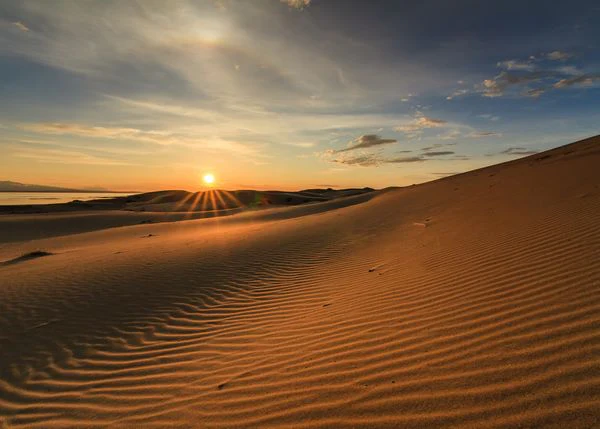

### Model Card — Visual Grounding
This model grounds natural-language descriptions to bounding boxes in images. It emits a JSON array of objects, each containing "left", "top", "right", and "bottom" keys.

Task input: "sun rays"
[
  {"left": 169, "top": 188, "right": 245, "bottom": 220},
  {"left": 167, "top": 172, "right": 248, "bottom": 219},
  {"left": 167, "top": 172, "right": 251, "bottom": 218}
]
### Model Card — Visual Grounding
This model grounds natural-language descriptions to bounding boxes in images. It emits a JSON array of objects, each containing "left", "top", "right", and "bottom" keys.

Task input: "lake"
[{"left": 0, "top": 192, "right": 135, "bottom": 206}]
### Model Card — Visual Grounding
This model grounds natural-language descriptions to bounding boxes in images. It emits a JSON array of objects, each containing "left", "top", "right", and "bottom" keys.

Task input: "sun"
[{"left": 203, "top": 173, "right": 215, "bottom": 186}]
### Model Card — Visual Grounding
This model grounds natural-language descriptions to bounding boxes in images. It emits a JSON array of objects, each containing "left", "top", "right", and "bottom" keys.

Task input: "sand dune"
[
  {"left": 0, "top": 188, "right": 375, "bottom": 243},
  {"left": 0, "top": 136, "right": 599, "bottom": 428},
  {"left": 0, "top": 187, "right": 374, "bottom": 215}
]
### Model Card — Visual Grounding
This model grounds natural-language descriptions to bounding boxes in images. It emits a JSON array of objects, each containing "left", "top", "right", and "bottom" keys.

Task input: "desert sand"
[
  {"left": 0, "top": 135, "right": 599, "bottom": 428},
  {"left": 0, "top": 188, "right": 374, "bottom": 243}
]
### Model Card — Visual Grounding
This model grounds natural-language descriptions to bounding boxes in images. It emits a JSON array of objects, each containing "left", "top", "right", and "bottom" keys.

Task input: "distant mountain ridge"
[{"left": 0, "top": 181, "right": 108, "bottom": 192}]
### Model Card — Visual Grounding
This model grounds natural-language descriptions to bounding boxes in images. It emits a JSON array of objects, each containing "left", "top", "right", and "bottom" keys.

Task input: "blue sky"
[{"left": 0, "top": 0, "right": 598, "bottom": 191}]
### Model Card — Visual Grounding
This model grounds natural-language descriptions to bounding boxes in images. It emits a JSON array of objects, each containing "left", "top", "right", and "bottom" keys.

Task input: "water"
[{"left": 0, "top": 192, "right": 135, "bottom": 206}]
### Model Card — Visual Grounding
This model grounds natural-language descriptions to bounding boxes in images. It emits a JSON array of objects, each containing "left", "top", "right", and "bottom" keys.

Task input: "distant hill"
[
  {"left": 0, "top": 187, "right": 376, "bottom": 214},
  {"left": 0, "top": 181, "right": 105, "bottom": 192}
]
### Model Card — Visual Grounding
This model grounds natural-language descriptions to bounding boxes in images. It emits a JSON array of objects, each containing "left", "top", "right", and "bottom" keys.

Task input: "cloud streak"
[
  {"left": 477, "top": 52, "right": 598, "bottom": 98},
  {"left": 12, "top": 21, "right": 29, "bottom": 32},
  {"left": 500, "top": 147, "right": 539, "bottom": 155},
  {"left": 386, "top": 156, "right": 426, "bottom": 163},
  {"left": 395, "top": 115, "right": 448, "bottom": 139},
  {"left": 331, "top": 154, "right": 428, "bottom": 167},
  {"left": 423, "top": 151, "right": 455, "bottom": 157},
  {"left": 331, "top": 152, "right": 463, "bottom": 167},
  {"left": 22, "top": 123, "right": 167, "bottom": 142},
  {"left": 468, "top": 131, "right": 502, "bottom": 138},
  {"left": 395, "top": 116, "right": 447, "bottom": 132},
  {"left": 329, "top": 150, "right": 456, "bottom": 167},
  {"left": 553, "top": 74, "right": 600, "bottom": 88},
  {"left": 20, "top": 122, "right": 262, "bottom": 158},
  {"left": 481, "top": 71, "right": 552, "bottom": 97},
  {"left": 447, "top": 50, "right": 597, "bottom": 100},
  {"left": 281, "top": 0, "right": 311, "bottom": 9},
  {"left": 334, "top": 134, "right": 397, "bottom": 153},
  {"left": 422, "top": 143, "right": 456, "bottom": 151},
  {"left": 546, "top": 51, "right": 572, "bottom": 61},
  {"left": 331, "top": 154, "right": 380, "bottom": 167},
  {"left": 11, "top": 147, "right": 133, "bottom": 166},
  {"left": 496, "top": 60, "right": 535, "bottom": 71}
]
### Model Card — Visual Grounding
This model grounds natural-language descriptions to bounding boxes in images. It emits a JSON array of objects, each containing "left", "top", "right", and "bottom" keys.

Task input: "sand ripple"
[{"left": 0, "top": 136, "right": 599, "bottom": 428}]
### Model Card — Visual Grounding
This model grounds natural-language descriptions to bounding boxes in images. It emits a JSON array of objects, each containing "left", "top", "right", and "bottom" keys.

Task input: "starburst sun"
[{"left": 203, "top": 173, "right": 215, "bottom": 185}]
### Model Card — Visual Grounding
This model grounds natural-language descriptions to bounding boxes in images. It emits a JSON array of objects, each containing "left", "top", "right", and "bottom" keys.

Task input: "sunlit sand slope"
[{"left": 0, "top": 136, "right": 599, "bottom": 428}]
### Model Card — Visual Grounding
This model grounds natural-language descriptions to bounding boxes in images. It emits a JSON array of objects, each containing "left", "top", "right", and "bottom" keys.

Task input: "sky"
[{"left": 0, "top": 0, "right": 599, "bottom": 191}]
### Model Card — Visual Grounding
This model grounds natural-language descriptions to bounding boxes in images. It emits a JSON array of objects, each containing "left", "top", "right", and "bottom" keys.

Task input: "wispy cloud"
[
  {"left": 0, "top": 0, "right": 445, "bottom": 117},
  {"left": 331, "top": 154, "right": 428, "bottom": 167},
  {"left": 107, "top": 96, "right": 407, "bottom": 146},
  {"left": 393, "top": 114, "right": 501, "bottom": 143},
  {"left": 422, "top": 143, "right": 456, "bottom": 151},
  {"left": 20, "top": 122, "right": 262, "bottom": 158},
  {"left": 386, "top": 156, "right": 427, "bottom": 163},
  {"left": 22, "top": 123, "right": 167, "bottom": 142},
  {"left": 334, "top": 134, "right": 397, "bottom": 153},
  {"left": 496, "top": 59, "right": 535, "bottom": 71},
  {"left": 477, "top": 51, "right": 598, "bottom": 98},
  {"left": 500, "top": 147, "right": 539, "bottom": 155},
  {"left": 12, "top": 21, "right": 29, "bottom": 32},
  {"left": 331, "top": 154, "right": 380, "bottom": 167},
  {"left": 481, "top": 71, "right": 551, "bottom": 97},
  {"left": 422, "top": 151, "right": 455, "bottom": 157},
  {"left": 8, "top": 138, "right": 154, "bottom": 159},
  {"left": 553, "top": 74, "right": 600, "bottom": 88},
  {"left": 446, "top": 89, "right": 469, "bottom": 100},
  {"left": 437, "top": 129, "right": 462, "bottom": 141},
  {"left": 435, "top": 128, "right": 501, "bottom": 141},
  {"left": 477, "top": 114, "right": 500, "bottom": 121},
  {"left": 447, "top": 50, "right": 596, "bottom": 100},
  {"left": 11, "top": 147, "right": 134, "bottom": 166},
  {"left": 526, "top": 88, "right": 546, "bottom": 98},
  {"left": 395, "top": 115, "right": 448, "bottom": 139},
  {"left": 395, "top": 116, "right": 447, "bottom": 132},
  {"left": 281, "top": 0, "right": 311, "bottom": 9},
  {"left": 468, "top": 131, "right": 502, "bottom": 138},
  {"left": 546, "top": 51, "right": 572, "bottom": 61},
  {"left": 106, "top": 96, "right": 221, "bottom": 122},
  {"left": 329, "top": 149, "right": 456, "bottom": 167},
  {"left": 285, "top": 141, "right": 316, "bottom": 148}
]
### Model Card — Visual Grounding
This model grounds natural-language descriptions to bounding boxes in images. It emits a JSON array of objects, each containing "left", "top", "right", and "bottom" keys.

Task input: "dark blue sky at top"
[
  {"left": 293, "top": 0, "right": 598, "bottom": 60},
  {"left": 1, "top": 0, "right": 598, "bottom": 109}
]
